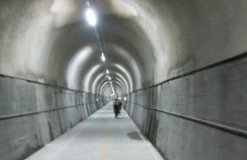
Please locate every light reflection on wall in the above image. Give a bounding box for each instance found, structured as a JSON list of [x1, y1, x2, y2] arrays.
[[92, 72, 128, 94], [100, 81, 123, 96], [66, 46, 93, 89], [114, 73, 130, 93], [91, 73, 105, 93], [83, 65, 101, 92], [114, 64, 133, 91]]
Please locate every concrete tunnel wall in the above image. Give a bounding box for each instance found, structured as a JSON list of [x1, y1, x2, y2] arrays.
[[0, 0, 247, 160]]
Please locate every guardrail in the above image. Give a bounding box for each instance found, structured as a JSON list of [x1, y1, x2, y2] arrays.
[[0, 101, 103, 121], [128, 101, 247, 138], [0, 73, 108, 121]]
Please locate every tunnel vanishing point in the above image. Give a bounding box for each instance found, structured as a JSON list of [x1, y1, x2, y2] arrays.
[[0, 0, 247, 160]]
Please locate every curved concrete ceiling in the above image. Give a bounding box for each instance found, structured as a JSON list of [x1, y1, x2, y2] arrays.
[[1, 0, 247, 96]]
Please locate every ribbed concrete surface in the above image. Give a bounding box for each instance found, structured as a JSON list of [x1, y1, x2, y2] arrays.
[[26, 103, 164, 160]]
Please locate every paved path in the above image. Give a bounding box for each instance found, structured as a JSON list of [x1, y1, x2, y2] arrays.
[[27, 103, 164, 160]]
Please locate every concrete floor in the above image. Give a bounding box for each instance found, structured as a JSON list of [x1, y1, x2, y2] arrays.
[[26, 104, 164, 160]]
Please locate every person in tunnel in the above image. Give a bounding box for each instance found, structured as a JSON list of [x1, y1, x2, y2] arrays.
[[113, 96, 122, 118]]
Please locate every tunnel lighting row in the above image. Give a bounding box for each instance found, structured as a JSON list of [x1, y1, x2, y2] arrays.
[[85, 2, 114, 95]]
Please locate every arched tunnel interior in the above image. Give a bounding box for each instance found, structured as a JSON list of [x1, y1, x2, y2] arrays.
[[0, 0, 247, 160]]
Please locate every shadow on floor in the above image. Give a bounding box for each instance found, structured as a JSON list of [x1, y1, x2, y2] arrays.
[[127, 132, 142, 140]]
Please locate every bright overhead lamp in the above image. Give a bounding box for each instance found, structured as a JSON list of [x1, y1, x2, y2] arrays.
[[101, 53, 106, 62], [108, 76, 111, 80], [85, 8, 97, 26], [106, 69, 109, 74]]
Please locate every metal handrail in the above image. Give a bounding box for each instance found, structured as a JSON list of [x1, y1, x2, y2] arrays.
[[128, 101, 247, 138], [0, 101, 103, 121], [0, 73, 105, 96], [130, 51, 247, 94]]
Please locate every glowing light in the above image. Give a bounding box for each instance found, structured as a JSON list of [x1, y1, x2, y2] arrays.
[[110, 83, 115, 95], [124, 97, 127, 101], [101, 53, 106, 62], [85, 8, 97, 26], [106, 69, 109, 74], [108, 76, 111, 80]]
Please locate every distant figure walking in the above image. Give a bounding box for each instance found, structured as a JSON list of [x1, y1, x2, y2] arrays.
[[113, 97, 122, 118]]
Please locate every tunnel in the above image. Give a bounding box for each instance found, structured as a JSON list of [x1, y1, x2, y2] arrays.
[[0, 0, 247, 160]]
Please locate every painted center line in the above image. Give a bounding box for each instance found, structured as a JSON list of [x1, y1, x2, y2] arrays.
[[99, 120, 112, 160]]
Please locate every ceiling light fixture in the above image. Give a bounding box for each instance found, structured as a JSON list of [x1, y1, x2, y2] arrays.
[[106, 69, 109, 74], [101, 52, 106, 62], [85, 8, 97, 26]]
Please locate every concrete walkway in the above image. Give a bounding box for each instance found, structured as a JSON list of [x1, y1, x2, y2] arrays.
[[26, 104, 164, 160]]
